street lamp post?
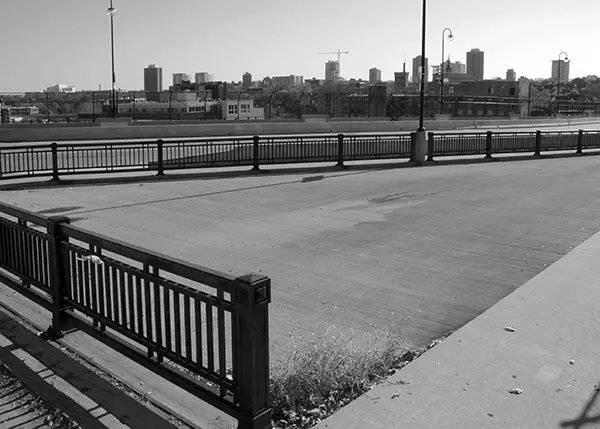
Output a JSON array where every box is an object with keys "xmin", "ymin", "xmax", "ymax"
[
  {"xmin": 418, "ymin": 0, "xmax": 427, "ymax": 132},
  {"xmin": 107, "ymin": 0, "xmax": 116, "ymax": 118},
  {"xmin": 556, "ymin": 51, "xmax": 569, "ymax": 116},
  {"xmin": 413, "ymin": 0, "xmax": 428, "ymax": 164},
  {"xmin": 440, "ymin": 28, "xmax": 453, "ymax": 115}
]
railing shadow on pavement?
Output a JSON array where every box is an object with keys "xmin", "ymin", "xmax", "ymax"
[
  {"xmin": 0, "ymin": 201, "xmax": 273, "ymax": 429},
  {"xmin": 560, "ymin": 384, "xmax": 600, "ymax": 428}
]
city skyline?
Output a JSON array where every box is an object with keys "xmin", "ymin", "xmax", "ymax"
[{"xmin": 0, "ymin": 0, "xmax": 598, "ymax": 92}]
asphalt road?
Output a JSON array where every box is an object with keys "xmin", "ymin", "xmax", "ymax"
[{"xmin": 2, "ymin": 154, "xmax": 600, "ymax": 362}]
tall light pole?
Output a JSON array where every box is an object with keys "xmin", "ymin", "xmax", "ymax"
[
  {"xmin": 556, "ymin": 51, "xmax": 569, "ymax": 116},
  {"xmin": 440, "ymin": 28, "xmax": 453, "ymax": 114},
  {"xmin": 413, "ymin": 0, "xmax": 428, "ymax": 164},
  {"xmin": 107, "ymin": 0, "xmax": 117, "ymax": 118},
  {"xmin": 418, "ymin": 0, "xmax": 427, "ymax": 132}
]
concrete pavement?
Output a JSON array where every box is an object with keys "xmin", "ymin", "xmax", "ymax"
[
  {"xmin": 2, "ymin": 155, "xmax": 600, "ymax": 363},
  {"xmin": 314, "ymin": 223, "xmax": 600, "ymax": 429},
  {"xmin": 0, "ymin": 307, "xmax": 182, "ymax": 429}
]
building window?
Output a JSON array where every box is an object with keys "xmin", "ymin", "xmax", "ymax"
[{"xmin": 509, "ymin": 88, "xmax": 516, "ymax": 96}]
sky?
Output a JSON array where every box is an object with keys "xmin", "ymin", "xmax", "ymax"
[{"xmin": 1, "ymin": 0, "xmax": 598, "ymax": 92}]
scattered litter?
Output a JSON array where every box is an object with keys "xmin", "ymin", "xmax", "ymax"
[
  {"xmin": 594, "ymin": 384, "xmax": 600, "ymax": 392},
  {"xmin": 463, "ymin": 386, "xmax": 469, "ymax": 391},
  {"xmin": 569, "ymin": 360, "xmax": 575, "ymax": 365},
  {"xmin": 76, "ymin": 255, "xmax": 104, "ymax": 265},
  {"xmin": 487, "ymin": 413, "xmax": 494, "ymax": 418},
  {"xmin": 391, "ymin": 393, "xmax": 400, "ymax": 399},
  {"xmin": 508, "ymin": 388, "xmax": 523, "ymax": 395},
  {"xmin": 504, "ymin": 327, "xmax": 517, "ymax": 332}
]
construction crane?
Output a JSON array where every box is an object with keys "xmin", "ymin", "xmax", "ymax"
[{"xmin": 318, "ymin": 49, "xmax": 350, "ymax": 83}]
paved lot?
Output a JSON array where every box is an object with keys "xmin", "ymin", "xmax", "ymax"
[
  {"xmin": 2, "ymin": 155, "xmax": 600, "ymax": 361},
  {"xmin": 315, "ymin": 211, "xmax": 600, "ymax": 429}
]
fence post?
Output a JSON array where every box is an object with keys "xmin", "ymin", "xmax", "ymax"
[
  {"xmin": 51, "ymin": 143, "xmax": 60, "ymax": 181},
  {"xmin": 337, "ymin": 133, "xmax": 344, "ymax": 167},
  {"xmin": 577, "ymin": 129, "xmax": 583, "ymax": 154},
  {"xmin": 426, "ymin": 132, "xmax": 435, "ymax": 162},
  {"xmin": 156, "ymin": 139, "xmax": 165, "ymax": 176},
  {"xmin": 234, "ymin": 274, "xmax": 272, "ymax": 429},
  {"xmin": 485, "ymin": 131, "xmax": 493, "ymax": 160},
  {"xmin": 46, "ymin": 215, "xmax": 71, "ymax": 338},
  {"xmin": 534, "ymin": 130, "xmax": 542, "ymax": 157},
  {"xmin": 410, "ymin": 132, "xmax": 416, "ymax": 162},
  {"xmin": 252, "ymin": 136, "xmax": 260, "ymax": 171}
]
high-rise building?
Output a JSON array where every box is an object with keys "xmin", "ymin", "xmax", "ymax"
[
  {"xmin": 551, "ymin": 60, "xmax": 570, "ymax": 83},
  {"xmin": 325, "ymin": 61, "xmax": 340, "ymax": 83},
  {"xmin": 412, "ymin": 56, "xmax": 429, "ymax": 84},
  {"xmin": 369, "ymin": 67, "xmax": 382, "ymax": 84},
  {"xmin": 466, "ymin": 49, "xmax": 485, "ymax": 80},
  {"xmin": 173, "ymin": 73, "xmax": 191, "ymax": 86},
  {"xmin": 242, "ymin": 72, "xmax": 252, "ymax": 89},
  {"xmin": 506, "ymin": 69, "xmax": 516, "ymax": 81},
  {"xmin": 195, "ymin": 72, "xmax": 210, "ymax": 83},
  {"xmin": 144, "ymin": 64, "xmax": 163, "ymax": 93}
]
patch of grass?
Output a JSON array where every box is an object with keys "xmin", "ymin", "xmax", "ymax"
[{"xmin": 269, "ymin": 325, "xmax": 450, "ymax": 428}]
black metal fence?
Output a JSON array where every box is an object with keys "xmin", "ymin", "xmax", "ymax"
[
  {"xmin": 0, "ymin": 202, "xmax": 272, "ymax": 429},
  {"xmin": 1, "ymin": 130, "xmax": 599, "ymax": 182}
]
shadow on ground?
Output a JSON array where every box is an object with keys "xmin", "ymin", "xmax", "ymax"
[
  {"xmin": 0, "ymin": 310, "xmax": 179, "ymax": 429},
  {"xmin": 1, "ymin": 151, "xmax": 598, "ymax": 192},
  {"xmin": 560, "ymin": 385, "xmax": 600, "ymax": 428}
]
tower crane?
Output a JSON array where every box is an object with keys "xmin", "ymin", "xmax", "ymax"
[{"xmin": 318, "ymin": 49, "xmax": 350, "ymax": 83}]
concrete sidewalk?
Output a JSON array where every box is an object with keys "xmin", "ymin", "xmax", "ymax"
[
  {"xmin": 0, "ymin": 307, "xmax": 184, "ymax": 429},
  {"xmin": 314, "ymin": 229, "xmax": 600, "ymax": 428}
]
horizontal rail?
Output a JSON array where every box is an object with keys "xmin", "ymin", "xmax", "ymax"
[{"xmin": 62, "ymin": 224, "xmax": 238, "ymax": 293}]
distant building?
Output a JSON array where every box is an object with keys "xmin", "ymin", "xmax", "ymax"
[
  {"xmin": 412, "ymin": 56, "xmax": 429, "ymax": 84},
  {"xmin": 551, "ymin": 60, "xmax": 570, "ymax": 83},
  {"xmin": 369, "ymin": 68, "xmax": 382, "ymax": 84},
  {"xmin": 368, "ymin": 84, "xmax": 388, "ymax": 117},
  {"xmin": 271, "ymin": 75, "xmax": 304, "ymax": 87},
  {"xmin": 325, "ymin": 61, "xmax": 340, "ymax": 83},
  {"xmin": 117, "ymin": 99, "xmax": 264, "ymax": 120},
  {"xmin": 242, "ymin": 72, "xmax": 252, "ymax": 89},
  {"xmin": 46, "ymin": 84, "xmax": 76, "ymax": 93},
  {"xmin": 394, "ymin": 71, "xmax": 409, "ymax": 93},
  {"xmin": 144, "ymin": 64, "xmax": 163, "ymax": 93},
  {"xmin": 429, "ymin": 79, "xmax": 520, "ymax": 98},
  {"xmin": 450, "ymin": 61, "xmax": 466, "ymax": 74},
  {"xmin": 173, "ymin": 73, "xmax": 191, "ymax": 86},
  {"xmin": 195, "ymin": 72, "xmax": 210, "ymax": 83},
  {"xmin": 466, "ymin": 49, "xmax": 485, "ymax": 80},
  {"xmin": 222, "ymin": 99, "xmax": 265, "ymax": 120},
  {"xmin": 506, "ymin": 69, "xmax": 517, "ymax": 81}
]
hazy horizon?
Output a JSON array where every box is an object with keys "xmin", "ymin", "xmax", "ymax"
[{"xmin": 1, "ymin": 0, "xmax": 597, "ymax": 92}]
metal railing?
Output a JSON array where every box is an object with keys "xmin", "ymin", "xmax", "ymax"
[
  {"xmin": 0, "ymin": 202, "xmax": 272, "ymax": 429},
  {"xmin": 1, "ymin": 130, "xmax": 599, "ymax": 182}
]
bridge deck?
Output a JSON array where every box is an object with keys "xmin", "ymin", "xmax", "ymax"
[{"xmin": 2, "ymin": 155, "xmax": 600, "ymax": 360}]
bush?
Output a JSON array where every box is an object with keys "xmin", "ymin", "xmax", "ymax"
[{"xmin": 269, "ymin": 324, "xmax": 431, "ymax": 428}]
